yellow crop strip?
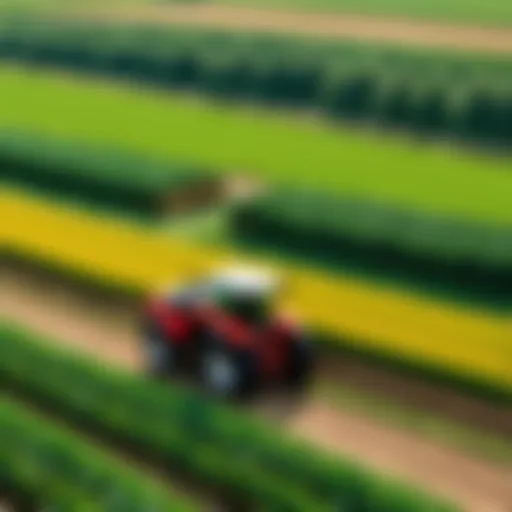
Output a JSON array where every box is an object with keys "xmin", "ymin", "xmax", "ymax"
[{"xmin": 2, "ymin": 188, "xmax": 511, "ymax": 392}]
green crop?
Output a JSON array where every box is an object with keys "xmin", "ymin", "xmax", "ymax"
[
  {"xmin": 233, "ymin": 188, "xmax": 512, "ymax": 298},
  {"xmin": 1, "ymin": 21, "xmax": 510, "ymax": 146},
  {"xmin": 0, "ymin": 65, "xmax": 510, "ymax": 225},
  {"xmin": 0, "ymin": 321, "xmax": 458, "ymax": 512},
  {"xmin": 0, "ymin": 397, "xmax": 197, "ymax": 511},
  {"xmin": 0, "ymin": 130, "xmax": 218, "ymax": 218}
]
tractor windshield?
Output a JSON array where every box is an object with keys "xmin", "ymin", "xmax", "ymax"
[
  {"xmin": 228, "ymin": 294, "xmax": 270, "ymax": 323},
  {"xmin": 211, "ymin": 287, "xmax": 271, "ymax": 323},
  {"xmin": 208, "ymin": 268, "xmax": 278, "ymax": 323}
]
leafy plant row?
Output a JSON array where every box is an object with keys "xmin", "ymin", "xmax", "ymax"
[
  {"xmin": 0, "ymin": 130, "xmax": 220, "ymax": 218},
  {"xmin": 0, "ymin": 397, "xmax": 196, "ymax": 512},
  {"xmin": 0, "ymin": 20, "xmax": 510, "ymax": 144},
  {"xmin": 0, "ymin": 322, "xmax": 457, "ymax": 512},
  {"xmin": 0, "ymin": 323, "xmax": 334, "ymax": 512},
  {"xmin": 232, "ymin": 188, "xmax": 512, "ymax": 301}
]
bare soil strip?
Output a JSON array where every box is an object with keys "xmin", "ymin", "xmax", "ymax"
[
  {"xmin": 317, "ymin": 357, "xmax": 512, "ymax": 436},
  {"xmin": 0, "ymin": 502, "xmax": 14, "ymax": 512},
  {"xmin": 74, "ymin": 4, "xmax": 512, "ymax": 54},
  {"xmin": 1, "ymin": 263, "xmax": 511, "ymax": 512}
]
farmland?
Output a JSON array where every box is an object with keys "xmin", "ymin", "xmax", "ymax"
[
  {"xmin": 3, "ymin": 188, "xmax": 511, "ymax": 399},
  {"xmin": 209, "ymin": 0, "xmax": 512, "ymax": 27},
  {"xmin": 0, "ymin": 397, "xmax": 197, "ymax": 511},
  {"xmin": 59, "ymin": 0, "xmax": 512, "ymax": 28},
  {"xmin": 1, "ymin": 269, "xmax": 510, "ymax": 512},
  {"xmin": 74, "ymin": 3, "xmax": 512, "ymax": 55},
  {"xmin": 1, "ymin": 2, "xmax": 511, "ymax": 511},
  {"xmin": 3, "ymin": 22, "xmax": 511, "ymax": 146},
  {"xmin": 0, "ymin": 65, "xmax": 511, "ymax": 225}
]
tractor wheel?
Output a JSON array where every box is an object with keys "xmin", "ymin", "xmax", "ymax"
[
  {"xmin": 285, "ymin": 336, "xmax": 314, "ymax": 392},
  {"xmin": 143, "ymin": 324, "xmax": 176, "ymax": 379},
  {"xmin": 200, "ymin": 345, "xmax": 259, "ymax": 400}
]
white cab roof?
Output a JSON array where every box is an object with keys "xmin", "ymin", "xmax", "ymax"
[{"xmin": 210, "ymin": 266, "xmax": 279, "ymax": 295}]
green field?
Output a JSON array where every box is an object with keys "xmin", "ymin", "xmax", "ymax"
[
  {"xmin": 1, "ymin": 65, "xmax": 511, "ymax": 225},
  {"xmin": 100, "ymin": 0, "xmax": 512, "ymax": 27},
  {"xmin": 217, "ymin": 0, "xmax": 512, "ymax": 26},
  {"xmin": 3, "ymin": 0, "xmax": 512, "ymax": 27},
  {"xmin": 0, "ymin": 0, "xmax": 69, "ymax": 14}
]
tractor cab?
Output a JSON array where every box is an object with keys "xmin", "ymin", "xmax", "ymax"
[{"xmin": 207, "ymin": 267, "xmax": 280, "ymax": 324}]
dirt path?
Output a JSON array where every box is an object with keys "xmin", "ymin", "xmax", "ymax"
[
  {"xmin": 0, "ymin": 502, "xmax": 13, "ymax": 512},
  {"xmin": 75, "ymin": 4, "xmax": 512, "ymax": 54},
  {"xmin": 1, "ymin": 265, "xmax": 511, "ymax": 512}
]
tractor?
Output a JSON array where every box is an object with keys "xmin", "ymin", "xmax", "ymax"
[{"xmin": 141, "ymin": 266, "xmax": 314, "ymax": 399}]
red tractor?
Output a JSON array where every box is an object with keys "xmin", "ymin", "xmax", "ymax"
[{"xmin": 141, "ymin": 266, "xmax": 314, "ymax": 399}]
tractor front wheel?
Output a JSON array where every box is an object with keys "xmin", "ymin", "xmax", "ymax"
[{"xmin": 200, "ymin": 345, "xmax": 259, "ymax": 400}]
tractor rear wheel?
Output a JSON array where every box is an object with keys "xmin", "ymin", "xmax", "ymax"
[
  {"xmin": 200, "ymin": 345, "xmax": 259, "ymax": 400},
  {"xmin": 143, "ymin": 324, "xmax": 177, "ymax": 379},
  {"xmin": 285, "ymin": 337, "xmax": 314, "ymax": 392}
]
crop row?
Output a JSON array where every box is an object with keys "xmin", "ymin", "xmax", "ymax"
[
  {"xmin": 0, "ymin": 20, "xmax": 511, "ymax": 144},
  {"xmin": 0, "ymin": 397, "xmax": 196, "ymax": 512},
  {"xmin": 0, "ymin": 130, "xmax": 220, "ymax": 218},
  {"xmin": 2, "ymin": 64, "xmax": 510, "ymax": 224},
  {"xmin": 0, "ymin": 324, "xmax": 324, "ymax": 512},
  {"xmin": 1, "ymin": 130, "xmax": 509, "ymax": 306},
  {"xmin": 232, "ymin": 188, "xmax": 512, "ymax": 301},
  {"xmin": 0, "ymin": 322, "xmax": 456, "ymax": 512},
  {"xmin": 2, "ymin": 189, "xmax": 510, "ymax": 399}
]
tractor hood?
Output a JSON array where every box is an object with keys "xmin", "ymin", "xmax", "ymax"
[{"xmin": 211, "ymin": 311, "xmax": 299, "ymax": 349}]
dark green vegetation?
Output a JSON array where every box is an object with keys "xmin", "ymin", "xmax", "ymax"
[
  {"xmin": 0, "ymin": 397, "xmax": 196, "ymax": 512},
  {"xmin": 0, "ymin": 322, "xmax": 458, "ymax": 512},
  {"xmin": 0, "ymin": 131, "xmax": 219, "ymax": 218},
  {"xmin": 1, "ymin": 65, "xmax": 510, "ymax": 225},
  {"xmin": 232, "ymin": 189, "xmax": 512, "ymax": 308},
  {"xmin": 4, "ymin": 128, "xmax": 510, "ymax": 310},
  {"xmin": 1, "ymin": 20, "xmax": 511, "ymax": 146}
]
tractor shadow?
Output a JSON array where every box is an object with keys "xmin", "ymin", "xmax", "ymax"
[
  {"xmin": 158, "ymin": 369, "xmax": 308, "ymax": 426},
  {"xmin": 246, "ymin": 389, "xmax": 309, "ymax": 424}
]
